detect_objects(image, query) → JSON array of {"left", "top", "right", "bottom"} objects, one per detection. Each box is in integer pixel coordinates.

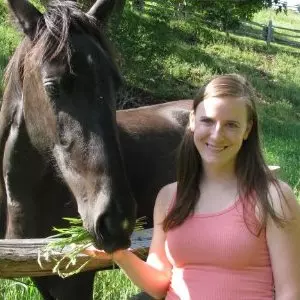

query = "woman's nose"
[{"left": 210, "top": 123, "right": 224, "bottom": 139}]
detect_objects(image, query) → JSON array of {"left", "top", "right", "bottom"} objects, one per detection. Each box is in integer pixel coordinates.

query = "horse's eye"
[{"left": 44, "top": 81, "right": 60, "bottom": 98}]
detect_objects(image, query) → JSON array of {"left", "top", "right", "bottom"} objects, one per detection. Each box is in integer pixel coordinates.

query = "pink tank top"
[{"left": 165, "top": 198, "right": 274, "bottom": 300}]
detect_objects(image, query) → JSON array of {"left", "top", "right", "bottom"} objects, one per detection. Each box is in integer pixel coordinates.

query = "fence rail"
[
  {"left": 0, "top": 228, "right": 153, "bottom": 278},
  {"left": 272, "top": 24, "right": 300, "bottom": 33},
  {"left": 242, "top": 20, "right": 300, "bottom": 47}
]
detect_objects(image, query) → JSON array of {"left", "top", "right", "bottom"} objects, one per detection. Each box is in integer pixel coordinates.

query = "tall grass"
[
  {"left": 0, "top": 278, "right": 42, "bottom": 300},
  {"left": 0, "top": 1, "right": 299, "bottom": 299},
  {"left": 0, "top": 274, "right": 139, "bottom": 300}
]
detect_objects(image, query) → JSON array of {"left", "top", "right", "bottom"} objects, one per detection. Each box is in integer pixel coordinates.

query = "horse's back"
[
  {"left": 117, "top": 100, "right": 192, "bottom": 226},
  {"left": 117, "top": 100, "right": 192, "bottom": 131}
]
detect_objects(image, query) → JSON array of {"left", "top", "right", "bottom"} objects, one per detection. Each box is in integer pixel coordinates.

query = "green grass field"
[{"left": 0, "top": 1, "right": 299, "bottom": 299}]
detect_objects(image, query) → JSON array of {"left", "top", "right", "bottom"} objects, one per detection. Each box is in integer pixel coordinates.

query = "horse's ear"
[
  {"left": 7, "top": 0, "right": 43, "bottom": 40},
  {"left": 87, "top": 0, "right": 115, "bottom": 23}
]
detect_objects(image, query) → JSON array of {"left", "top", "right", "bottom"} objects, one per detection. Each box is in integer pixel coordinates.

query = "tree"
[{"left": 183, "top": 0, "right": 287, "bottom": 31}]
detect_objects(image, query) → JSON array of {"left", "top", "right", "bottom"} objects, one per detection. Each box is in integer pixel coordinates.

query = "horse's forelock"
[
  {"left": 29, "top": 0, "right": 107, "bottom": 65},
  {"left": 4, "top": 0, "right": 120, "bottom": 102}
]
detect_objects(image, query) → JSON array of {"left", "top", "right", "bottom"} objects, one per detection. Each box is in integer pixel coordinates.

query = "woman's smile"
[{"left": 205, "top": 143, "right": 229, "bottom": 152}]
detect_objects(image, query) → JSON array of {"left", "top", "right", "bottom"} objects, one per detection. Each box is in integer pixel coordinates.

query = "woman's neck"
[{"left": 202, "top": 162, "right": 236, "bottom": 184}]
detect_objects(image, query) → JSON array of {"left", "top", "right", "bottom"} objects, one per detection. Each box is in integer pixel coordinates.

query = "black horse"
[{"left": 1, "top": 0, "right": 191, "bottom": 299}]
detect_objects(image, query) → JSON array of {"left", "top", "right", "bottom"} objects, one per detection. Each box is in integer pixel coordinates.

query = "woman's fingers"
[
  {"left": 82, "top": 246, "right": 132, "bottom": 261},
  {"left": 82, "top": 246, "right": 112, "bottom": 259}
]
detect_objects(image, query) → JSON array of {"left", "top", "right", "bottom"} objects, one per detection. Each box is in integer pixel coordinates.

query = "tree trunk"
[{"left": 110, "top": 0, "right": 126, "bottom": 30}]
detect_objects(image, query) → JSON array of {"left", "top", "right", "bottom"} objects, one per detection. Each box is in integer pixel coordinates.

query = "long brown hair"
[{"left": 163, "top": 74, "right": 285, "bottom": 233}]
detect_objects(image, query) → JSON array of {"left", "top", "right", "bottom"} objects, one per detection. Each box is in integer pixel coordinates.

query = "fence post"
[{"left": 267, "top": 20, "right": 273, "bottom": 46}]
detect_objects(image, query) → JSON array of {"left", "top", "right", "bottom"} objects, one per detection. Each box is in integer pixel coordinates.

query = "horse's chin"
[{"left": 94, "top": 238, "right": 131, "bottom": 254}]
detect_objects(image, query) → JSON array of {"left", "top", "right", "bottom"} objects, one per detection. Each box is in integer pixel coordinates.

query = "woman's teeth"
[{"left": 206, "top": 143, "right": 227, "bottom": 151}]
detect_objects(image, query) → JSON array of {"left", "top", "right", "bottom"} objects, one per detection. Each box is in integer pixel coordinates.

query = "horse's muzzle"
[{"left": 94, "top": 214, "right": 133, "bottom": 253}]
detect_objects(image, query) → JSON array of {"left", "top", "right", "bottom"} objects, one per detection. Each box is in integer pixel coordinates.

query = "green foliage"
[
  {"left": 0, "top": 0, "right": 8, "bottom": 23},
  {"left": 169, "top": 0, "right": 288, "bottom": 31},
  {"left": 38, "top": 218, "right": 93, "bottom": 278},
  {"left": 196, "top": 0, "right": 266, "bottom": 31}
]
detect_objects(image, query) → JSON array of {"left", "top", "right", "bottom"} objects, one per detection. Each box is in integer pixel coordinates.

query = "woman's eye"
[
  {"left": 201, "top": 120, "right": 213, "bottom": 126},
  {"left": 227, "top": 122, "right": 239, "bottom": 128},
  {"left": 200, "top": 118, "right": 213, "bottom": 124}
]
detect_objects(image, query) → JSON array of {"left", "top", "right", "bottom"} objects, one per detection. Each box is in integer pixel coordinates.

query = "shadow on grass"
[{"left": 112, "top": 8, "right": 202, "bottom": 99}]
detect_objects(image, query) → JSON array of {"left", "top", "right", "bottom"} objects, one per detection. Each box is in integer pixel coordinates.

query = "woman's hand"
[
  {"left": 82, "top": 245, "right": 128, "bottom": 262},
  {"left": 82, "top": 245, "right": 112, "bottom": 260}
]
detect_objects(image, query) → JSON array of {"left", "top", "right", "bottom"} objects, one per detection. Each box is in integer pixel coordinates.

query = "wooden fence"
[
  {"left": 241, "top": 19, "right": 300, "bottom": 47},
  {"left": 0, "top": 228, "right": 153, "bottom": 278}
]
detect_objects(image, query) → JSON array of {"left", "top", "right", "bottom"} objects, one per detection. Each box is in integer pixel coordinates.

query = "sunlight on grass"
[
  {"left": 254, "top": 8, "right": 300, "bottom": 29},
  {"left": 0, "top": 278, "right": 42, "bottom": 300},
  {"left": 93, "top": 270, "right": 140, "bottom": 300}
]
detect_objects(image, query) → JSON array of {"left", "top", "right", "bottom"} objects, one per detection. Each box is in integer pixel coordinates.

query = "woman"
[{"left": 85, "top": 74, "right": 300, "bottom": 299}]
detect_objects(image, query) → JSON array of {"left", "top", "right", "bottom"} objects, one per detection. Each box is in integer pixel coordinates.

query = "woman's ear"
[
  {"left": 243, "top": 120, "right": 253, "bottom": 140},
  {"left": 189, "top": 111, "right": 195, "bottom": 132}
]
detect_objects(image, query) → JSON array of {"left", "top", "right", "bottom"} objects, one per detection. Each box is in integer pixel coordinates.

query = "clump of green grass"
[
  {"left": 38, "top": 217, "right": 93, "bottom": 278},
  {"left": 38, "top": 217, "right": 146, "bottom": 278}
]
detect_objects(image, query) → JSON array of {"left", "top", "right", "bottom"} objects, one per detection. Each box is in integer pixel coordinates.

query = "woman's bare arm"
[
  {"left": 84, "top": 183, "right": 176, "bottom": 299},
  {"left": 267, "top": 181, "right": 300, "bottom": 300}
]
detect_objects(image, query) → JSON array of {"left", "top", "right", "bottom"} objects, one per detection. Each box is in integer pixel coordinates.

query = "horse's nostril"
[{"left": 95, "top": 213, "right": 117, "bottom": 243}]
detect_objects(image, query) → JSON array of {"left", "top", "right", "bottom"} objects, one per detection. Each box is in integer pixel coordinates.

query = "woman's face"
[{"left": 190, "top": 96, "right": 252, "bottom": 170}]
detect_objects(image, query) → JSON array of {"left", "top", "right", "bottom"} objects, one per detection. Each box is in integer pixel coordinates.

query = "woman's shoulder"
[
  {"left": 155, "top": 182, "right": 177, "bottom": 213},
  {"left": 159, "top": 182, "right": 177, "bottom": 195},
  {"left": 268, "top": 179, "right": 299, "bottom": 219}
]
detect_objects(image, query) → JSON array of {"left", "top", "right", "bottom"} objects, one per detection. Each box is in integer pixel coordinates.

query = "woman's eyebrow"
[
  {"left": 226, "top": 120, "right": 240, "bottom": 124},
  {"left": 199, "top": 116, "right": 213, "bottom": 120},
  {"left": 199, "top": 117, "right": 241, "bottom": 124}
]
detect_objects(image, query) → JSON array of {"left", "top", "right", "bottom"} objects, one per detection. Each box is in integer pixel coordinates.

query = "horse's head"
[{"left": 7, "top": 0, "right": 136, "bottom": 252}]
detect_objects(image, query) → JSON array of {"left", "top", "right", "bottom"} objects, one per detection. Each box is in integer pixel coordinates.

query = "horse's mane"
[{"left": 4, "top": 0, "right": 119, "bottom": 93}]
